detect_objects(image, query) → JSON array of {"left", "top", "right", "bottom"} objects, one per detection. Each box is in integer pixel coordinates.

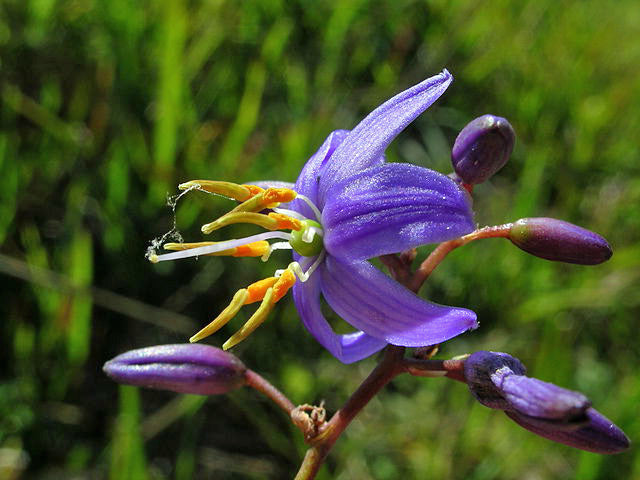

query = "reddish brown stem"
[
  {"left": 409, "top": 224, "right": 512, "bottom": 292},
  {"left": 245, "top": 369, "right": 296, "bottom": 415}
]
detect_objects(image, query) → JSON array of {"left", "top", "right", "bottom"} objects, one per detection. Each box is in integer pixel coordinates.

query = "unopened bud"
[
  {"left": 103, "top": 344, "right": 247, "bottom": 395},
  {"left": 463, "top": 351, "right": 629, "bottom": 454},
  {"left": 451, "top": 114, "right": 515, "bottom": 185},
  {"left": 509, "top": 217, "right": 612, "bottom": 265},
  {"left": 507, "top": 407, "right": 630, "bottom": 454}
]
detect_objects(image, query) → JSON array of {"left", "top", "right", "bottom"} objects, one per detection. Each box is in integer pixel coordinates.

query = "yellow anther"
[
  {"left": 189, "top": 269, "right": 297, "bottom": 349},
  {"left": 163, "top": 241, "right": 269, "bottom": 257},
  {"left": 233, "top": 241, "right": 270, "bottom": 257},
  {"left": 245, "top": 277, "right": 279, "bottom": 304},
  {"left": 272, "top": 269, "right": 296, "bottom": 302},
  {"left": 178, "top": 180, "right": 262, "bottom": 202},
  {"left": 242, "top": 184, "right": 265, "bottom": 198},
  {"left": 189, "top": 289, "right": 249, "bottom": 343},
  {"left": 230, "top": 187, "right": 297, "bottom": 214},
  {"left": 268, "top": 212, "right": 303, "bottom": 231},
  {"left": 201, "top": 212, "right": 283, "bottom": 234},
  {"left": 223, "top": 288, "right": 276, "bottom": 350}
]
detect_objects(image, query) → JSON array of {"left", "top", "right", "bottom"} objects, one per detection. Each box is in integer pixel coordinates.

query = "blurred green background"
[{"left": 1, "top": 0, "right": 639, "bottom": 478}]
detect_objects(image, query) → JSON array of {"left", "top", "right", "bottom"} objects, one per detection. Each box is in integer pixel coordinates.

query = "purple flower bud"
[
  {"left": 506, "top": 407, "right": 630, "bottom": 454},
  {"left": 451, "top": 114, "right": 515, "bottom": 185},
  {"left": 103, "top": 344, "right": 247, "bottom": 395},
  {"left": 509, "top": 217, "right": 612, "bottom": 265},
  {"left": 463, "top": 351, "right": 629, "bottom": 454}
]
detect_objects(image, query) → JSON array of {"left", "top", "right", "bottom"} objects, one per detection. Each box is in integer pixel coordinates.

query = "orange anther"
[
  {"left": 242, "top": 184, "right": 265, "bottom": 198},
  {"left": 245, "top": 277, "right": 279, "bottom": 304},
  {"left": 268, "top": 212, "right": 303, "bottom": 231},
  {"left": 232, "top": 241, "right": 270, "bottom": 257},
  {"left": 273, "top": 269, "right": 296, "bottom": 302},
  {"left": 263, "top": 188, "right": 297, "bottom": 206}
]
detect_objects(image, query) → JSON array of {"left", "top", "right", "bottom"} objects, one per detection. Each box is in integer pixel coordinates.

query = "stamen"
[
  {"left": 271, "top": 207, "right": 306, "bottom": 221},
  {"left": 223, "top": 288, "right": 276, "bottom": 350},
  {"left": 150, "top": 231, "right": 293, "bottom": 262},
  {"left": 201, "top": 212, "right": 302, "bottom": 234},
  {"left": 260, "top": 242, "right": 293, "bottom": 262},
  {"left": 230, "top": 187, "right": 298, "bottom": 215},
  {"left": 164, "top": 241, "right": 269, "bottom": 258},
  {"left": 296, "top": 194, "right": 323, "bottom": 222},
  {"left": 189, "top": 289, "right": 249, "bottom": 343},
  {"left": 245, "top": 277, "right": 279, "bottom": 304},
  {"left": 178, "top": 180, "right": 263, "bottom": 202},
  {"left": 275, "top": 253, "right": 325, "bottom": 283}
]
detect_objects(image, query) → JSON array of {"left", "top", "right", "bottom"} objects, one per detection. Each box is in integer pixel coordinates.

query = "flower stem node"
[
  {"left": 509, "top": 217, "right": 612, "bottom": 265},
  {"left": 451, "top": 114, "right": 515, "bottom": 185},
  {"left": 103, "top": 344, "right": 247, "bottom": 395}
]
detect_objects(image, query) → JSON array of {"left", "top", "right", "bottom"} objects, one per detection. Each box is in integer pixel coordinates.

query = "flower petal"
[
  {"left": 320, "top": 255, "right": 477, "bottom": 346},
  {"left": 322, "top": 163, "right": 475, "bottom": 260},
  {"left": 318, "top": 69, "right": 453, "bottom": 204},
  {"left": 288, "top": 129, "right": 349, "bottom": 219},
  {"left": 249, "top": 180, "right": 295, "bottom": 190},
  {"left": 292, "top": 265, "right": 387, "bottom": 363}
]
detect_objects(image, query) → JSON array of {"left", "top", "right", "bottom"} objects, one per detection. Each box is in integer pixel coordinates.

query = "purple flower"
[
  {"left": 150, "top": 70, "right": 477, "bottom": 363},
  {"left": 464, "top": 351, "right": 629, "bottom": 454},
  {"left": 103, "top": 344, "right": 247, "bottom": 395}
]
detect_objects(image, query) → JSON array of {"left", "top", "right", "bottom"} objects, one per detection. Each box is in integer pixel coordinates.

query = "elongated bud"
[
  {"left": 103, "top": 344, "right": 247, "bottom": 395},
  {"left": 451, "top": 114, "right": 515, "bottom": 185},
  {"left": 507, "top": 407, "right": 630, "bottom": 455},
  {"left": 509, "top": 217, "right": 612, "bottom": 265},
  {"left": 463, "top": 351, "right": 629, "bottom": 454}
]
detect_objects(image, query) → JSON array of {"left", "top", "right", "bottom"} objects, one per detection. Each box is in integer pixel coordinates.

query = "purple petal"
[
  {"left": 249, "top": 180, "right": 296, "bottom": 190},
  {"left": 292, "top": 267, "right": 387, "bottom": 363},
  {"left": 318, "top": 70, "right": 453, "bottom": 204},
  {"left": 320, "top": 255, "right": 477, "bottom": 346},
  {"left": 103, "top": 344, "right": 247, "bottom": 395},
  {"left": 495, "top": 373, "right": 590, "bottom": 421},
  {"left": 322, "top": 163, "right": 475, "bottom": 261},
  {"left": 506, "top": 407, "right": 630, "bottom": 454},
  {"left": 288, "top": 130, "right": 350, "bottom": 218}
]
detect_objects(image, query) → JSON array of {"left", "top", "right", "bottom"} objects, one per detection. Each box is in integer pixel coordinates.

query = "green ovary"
[{"left": 290, "top": 220, "right": 324, "bottom": 257}]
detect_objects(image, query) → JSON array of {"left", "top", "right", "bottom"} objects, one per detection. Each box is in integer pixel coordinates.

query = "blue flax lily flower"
[{"left": 149, "top": 70, "right": 477, "bottom": 363}]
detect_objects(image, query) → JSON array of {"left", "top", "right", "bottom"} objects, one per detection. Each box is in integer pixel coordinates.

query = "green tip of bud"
[{"left": 509, "top": 218, "right": 612, "bottom": 265}]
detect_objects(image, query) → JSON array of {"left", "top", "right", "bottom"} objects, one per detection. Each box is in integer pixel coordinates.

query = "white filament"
[
  {"left": 295, "top": 194, "right": 322, "bottom": 223},
  {"left": 274, "top": 251, "right": 325, "bottom": 283},
  {"left": 260, "top": 241, "right": 293, "bottom": 262},
  {"left": 151, "top": 231, "right": 293, "bottom": 262}
]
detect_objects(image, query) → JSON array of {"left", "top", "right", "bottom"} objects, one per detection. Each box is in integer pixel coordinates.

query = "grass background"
[{"left": 1, "top": 0, "right": 639, "bottom": 478}]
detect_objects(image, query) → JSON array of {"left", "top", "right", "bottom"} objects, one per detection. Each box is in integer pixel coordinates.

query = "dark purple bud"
[
  {"left": 451, "top": 114, "right": 515, "bottom": 185},
  {"left": 464, "top": 351, "right": 526, "bottom": 410},
  {"left": 509, "top": 217, "right": 612, "bottom": 265},
  {"left": 103, "top": 344, "right": 247, "bottom": 395},
  {"left": 463, "top": 351, "right": 629, "bottom": 454},
  {"left": 506, "top": 407, "right": 630, "bottom": 454}
]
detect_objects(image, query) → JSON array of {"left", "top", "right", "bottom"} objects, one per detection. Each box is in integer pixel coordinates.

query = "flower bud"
[
  {"left": 463, "top": 351, "right": 629, "bottom": 454},
  {"left": 451, "top": 114, "right": 515, "bottom": 185},
  {"left": 507, "top": 407, "right": 630, "bottom": 454},
  {"left": 103, "top": 344, "right": 247, "bottom": 395},
  {"left": 509, "top": 217, "right": 612, "bottom": 265}
]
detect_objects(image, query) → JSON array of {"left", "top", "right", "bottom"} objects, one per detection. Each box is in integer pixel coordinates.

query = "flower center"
[{"left": 290, "top": 220, "right": 324, "bottom": 257}]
